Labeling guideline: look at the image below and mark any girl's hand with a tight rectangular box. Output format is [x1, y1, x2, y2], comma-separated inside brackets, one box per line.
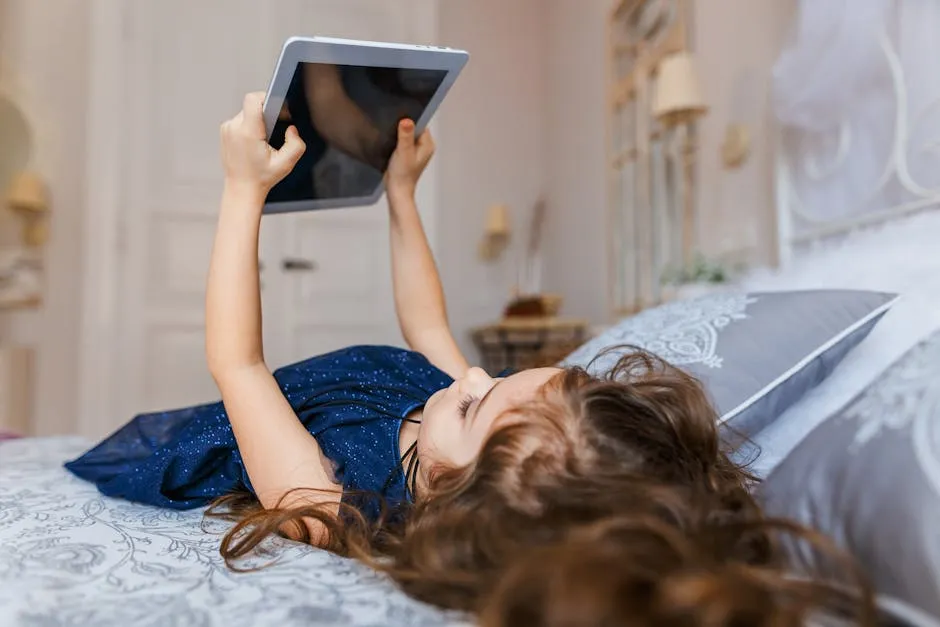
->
[220, 92, 306, 194]
[385, 119, 434, 200]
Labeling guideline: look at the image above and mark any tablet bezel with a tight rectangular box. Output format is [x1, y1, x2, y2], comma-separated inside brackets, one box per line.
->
[261, 36, 469, 215]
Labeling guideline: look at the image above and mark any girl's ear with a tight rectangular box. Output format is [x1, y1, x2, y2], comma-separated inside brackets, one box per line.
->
[426, 463, 444, 486]
[425, 460, 467, 493]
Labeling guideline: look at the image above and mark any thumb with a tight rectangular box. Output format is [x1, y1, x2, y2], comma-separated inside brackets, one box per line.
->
[396, 118, 416, 154]
[271, 125, 306, 175]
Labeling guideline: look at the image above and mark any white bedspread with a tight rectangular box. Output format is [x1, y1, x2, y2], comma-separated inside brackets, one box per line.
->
[0, 437, 465, 627]
[740, 210, 940, 475]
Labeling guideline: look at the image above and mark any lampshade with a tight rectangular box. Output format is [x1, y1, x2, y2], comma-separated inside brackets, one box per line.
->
[484, 204, 510, 237]
[6, 171, 47, 213]
[652, 51, 708, 126]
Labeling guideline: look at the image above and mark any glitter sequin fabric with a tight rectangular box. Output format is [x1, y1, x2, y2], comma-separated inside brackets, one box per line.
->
[64, 345, 454, 522]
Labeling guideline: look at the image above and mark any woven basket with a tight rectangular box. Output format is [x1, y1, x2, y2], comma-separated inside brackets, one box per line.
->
[472, 319, 587, 373]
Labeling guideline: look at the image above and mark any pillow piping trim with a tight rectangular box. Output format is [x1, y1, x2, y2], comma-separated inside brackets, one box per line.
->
[718, 294, 901, 425]
[874, 594, 940, 627]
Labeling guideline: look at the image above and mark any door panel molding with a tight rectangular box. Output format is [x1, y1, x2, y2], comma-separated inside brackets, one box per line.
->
[78, 0, 127, 437]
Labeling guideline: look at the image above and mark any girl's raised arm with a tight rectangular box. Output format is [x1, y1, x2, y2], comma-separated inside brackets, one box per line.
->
[206, 92, 340, 543]
[386, 120, 470, 379]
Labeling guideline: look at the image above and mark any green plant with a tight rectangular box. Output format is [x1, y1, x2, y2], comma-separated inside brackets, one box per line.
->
[660, 254, 732, 286]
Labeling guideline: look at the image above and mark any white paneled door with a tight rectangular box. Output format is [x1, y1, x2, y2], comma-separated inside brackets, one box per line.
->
[100, 0, 438, 430]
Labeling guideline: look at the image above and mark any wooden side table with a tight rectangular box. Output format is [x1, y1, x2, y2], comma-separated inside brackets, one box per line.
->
[471, 317, 589, 374]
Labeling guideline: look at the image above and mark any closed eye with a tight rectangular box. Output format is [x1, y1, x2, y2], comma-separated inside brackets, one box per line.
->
[458, 395, 477, 418]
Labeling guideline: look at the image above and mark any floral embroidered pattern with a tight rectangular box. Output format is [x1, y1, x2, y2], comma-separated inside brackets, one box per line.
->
[563, 293, 758, 373]
[842, 331, 940, 497]
[0, 437, 466, 627]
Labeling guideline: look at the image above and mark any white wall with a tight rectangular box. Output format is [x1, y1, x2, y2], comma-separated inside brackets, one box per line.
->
[436, 0, 548, 357]
[0, 0, 90, 435]
[542, 0, 611, 326]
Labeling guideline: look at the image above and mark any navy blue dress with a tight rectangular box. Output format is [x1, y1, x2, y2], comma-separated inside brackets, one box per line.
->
[64, 346, 454, 522]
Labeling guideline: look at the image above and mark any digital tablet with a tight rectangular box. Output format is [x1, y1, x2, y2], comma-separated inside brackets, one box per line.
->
[261, 36, 469, 214]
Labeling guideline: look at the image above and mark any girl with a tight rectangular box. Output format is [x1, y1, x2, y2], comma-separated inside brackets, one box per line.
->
[67, 92, 776, 614]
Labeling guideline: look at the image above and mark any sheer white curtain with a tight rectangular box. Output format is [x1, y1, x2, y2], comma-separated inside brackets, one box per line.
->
[773, 0, 940, 236]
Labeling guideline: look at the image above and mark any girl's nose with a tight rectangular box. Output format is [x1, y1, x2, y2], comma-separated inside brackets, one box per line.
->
[460, 367, 495, 397]
[465, 366, 490, 384]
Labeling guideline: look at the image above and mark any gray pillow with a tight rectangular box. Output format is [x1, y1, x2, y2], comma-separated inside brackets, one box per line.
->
[760, 328, 940, 620]
[561, 290, 898, 436]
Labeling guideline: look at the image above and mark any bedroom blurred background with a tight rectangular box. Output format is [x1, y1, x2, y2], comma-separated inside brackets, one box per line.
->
[1, 0, 929, 440]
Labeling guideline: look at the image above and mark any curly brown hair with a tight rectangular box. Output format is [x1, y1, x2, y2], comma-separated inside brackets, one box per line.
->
[206, 348, 865, 619]
[479, 514, 875, 627]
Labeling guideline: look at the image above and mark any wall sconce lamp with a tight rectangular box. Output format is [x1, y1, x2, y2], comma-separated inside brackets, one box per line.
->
[0, 171, 47, 309]
[479, 203, 511, 261]
[721, 124, 750, 169]
[6, 170, 49, 249]
[652, 51, 708, 127]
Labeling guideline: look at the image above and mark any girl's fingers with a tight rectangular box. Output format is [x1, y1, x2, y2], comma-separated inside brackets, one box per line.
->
[272, 125, 306, 175]
[242, 92, 268, 138]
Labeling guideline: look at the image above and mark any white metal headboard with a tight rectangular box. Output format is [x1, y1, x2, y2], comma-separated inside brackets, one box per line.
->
[775, 29, 940, 266]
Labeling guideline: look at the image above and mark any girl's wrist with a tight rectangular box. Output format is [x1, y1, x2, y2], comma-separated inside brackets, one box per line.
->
[219, 180, 268, 227]
[223, 178, 269, 204]
[387, 183, 416, 206]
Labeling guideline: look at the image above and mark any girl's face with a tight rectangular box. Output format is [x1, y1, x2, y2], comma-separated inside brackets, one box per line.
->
[418, 366, 562, 471]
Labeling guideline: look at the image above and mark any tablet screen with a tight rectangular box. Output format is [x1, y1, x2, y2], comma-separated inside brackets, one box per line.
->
[266, 62, 448, 204]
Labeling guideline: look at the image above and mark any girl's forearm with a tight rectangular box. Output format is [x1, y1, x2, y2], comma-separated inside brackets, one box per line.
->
[388, 190, 450, 345]
[205, 181, 267, 377]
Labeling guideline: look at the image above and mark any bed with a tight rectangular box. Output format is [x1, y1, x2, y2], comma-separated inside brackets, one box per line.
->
[5, 199, 940, 627]
[0, 437, 465, 627]
[3, 219, 940, 625]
